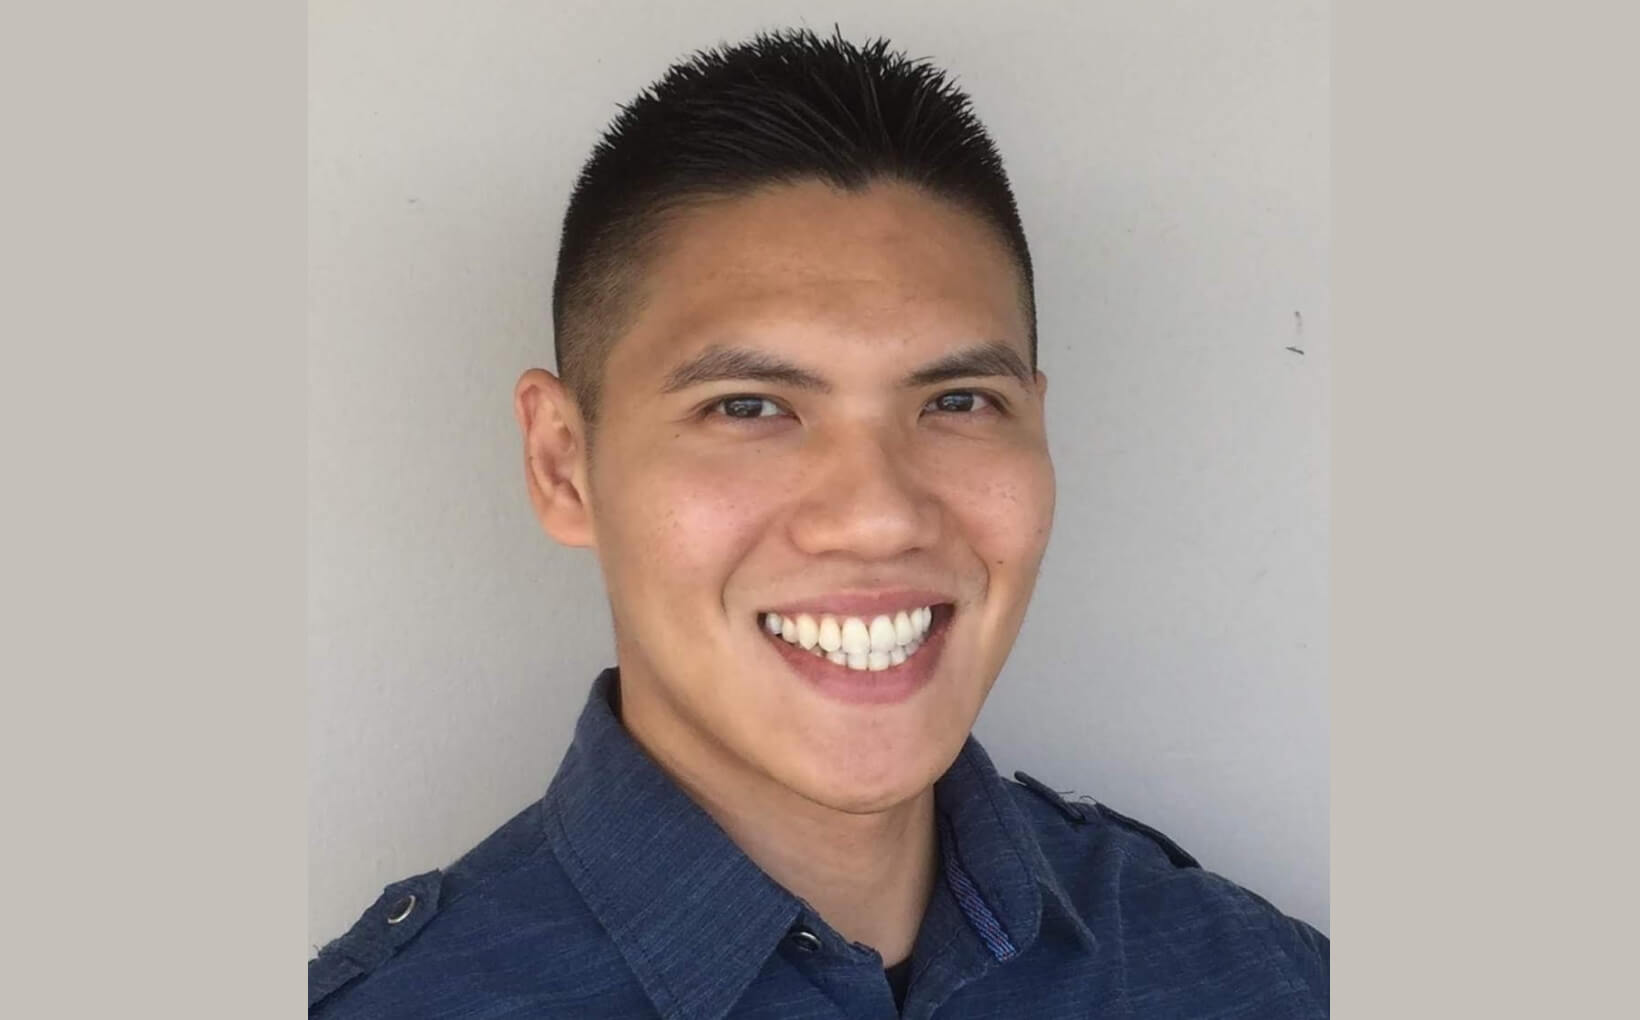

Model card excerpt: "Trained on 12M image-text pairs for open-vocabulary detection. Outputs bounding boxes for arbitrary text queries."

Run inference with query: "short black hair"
[551,25,1036,438]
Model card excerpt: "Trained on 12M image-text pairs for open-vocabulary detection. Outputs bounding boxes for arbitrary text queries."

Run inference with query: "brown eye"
[706,395,787,421]
[925,390,1003,415]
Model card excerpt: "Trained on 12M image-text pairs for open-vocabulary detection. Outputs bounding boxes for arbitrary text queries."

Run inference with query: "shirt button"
[787,928,822,953]
[385,894,417,925]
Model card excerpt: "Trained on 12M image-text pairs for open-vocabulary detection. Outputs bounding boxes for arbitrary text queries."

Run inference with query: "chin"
[804,781,922,816]
[775,738,948,816]
[792,696,981,815]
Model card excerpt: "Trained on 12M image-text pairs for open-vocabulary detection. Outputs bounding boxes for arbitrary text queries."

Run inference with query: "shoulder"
[1007,770,1329,1015]
[308,798,639,1018]
[1008,769,1202,867]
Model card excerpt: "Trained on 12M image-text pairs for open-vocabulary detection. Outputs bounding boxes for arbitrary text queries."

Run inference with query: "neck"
[617,673,938,966]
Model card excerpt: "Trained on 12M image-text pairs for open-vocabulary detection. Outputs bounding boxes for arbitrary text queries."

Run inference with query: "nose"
[787,425,940,560]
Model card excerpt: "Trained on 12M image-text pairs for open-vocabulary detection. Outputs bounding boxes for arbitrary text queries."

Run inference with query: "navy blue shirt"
[310,668,1328,1018]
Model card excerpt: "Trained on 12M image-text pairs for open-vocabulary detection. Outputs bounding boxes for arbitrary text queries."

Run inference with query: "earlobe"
[513,369,597,549]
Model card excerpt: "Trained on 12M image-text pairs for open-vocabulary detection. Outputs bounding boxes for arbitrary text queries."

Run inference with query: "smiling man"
[309,27,1328,1019]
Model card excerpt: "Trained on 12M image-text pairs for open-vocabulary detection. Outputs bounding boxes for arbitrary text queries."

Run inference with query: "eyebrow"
[658,339,1034,395]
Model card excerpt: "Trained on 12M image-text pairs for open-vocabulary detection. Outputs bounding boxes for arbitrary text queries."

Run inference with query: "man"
[310,26,1328,1019]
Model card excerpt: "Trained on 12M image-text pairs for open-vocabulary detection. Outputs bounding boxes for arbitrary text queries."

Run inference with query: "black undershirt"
[884,956,913,1012]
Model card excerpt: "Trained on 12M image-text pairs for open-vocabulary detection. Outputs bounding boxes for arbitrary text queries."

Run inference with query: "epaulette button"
[385,894,416,925]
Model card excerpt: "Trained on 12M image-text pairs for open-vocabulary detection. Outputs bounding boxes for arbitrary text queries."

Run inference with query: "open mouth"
[756,604,956,674]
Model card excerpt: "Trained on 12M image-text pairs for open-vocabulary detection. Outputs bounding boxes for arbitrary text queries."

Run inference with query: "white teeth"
[763,604,946,673]
[841,617,871,656]
[796,614,818,649]
[894,611,913,645]
[868,615,897,653]
[817,615,841,652]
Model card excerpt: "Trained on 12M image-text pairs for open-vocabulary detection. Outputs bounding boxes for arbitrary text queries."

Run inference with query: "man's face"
[582,178,1054,814]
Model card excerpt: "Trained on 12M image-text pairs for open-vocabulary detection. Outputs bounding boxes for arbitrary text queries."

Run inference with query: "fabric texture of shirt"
[310,667,1329,1018]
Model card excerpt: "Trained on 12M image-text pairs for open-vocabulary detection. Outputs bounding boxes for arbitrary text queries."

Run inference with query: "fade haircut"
[551,25,1037,442]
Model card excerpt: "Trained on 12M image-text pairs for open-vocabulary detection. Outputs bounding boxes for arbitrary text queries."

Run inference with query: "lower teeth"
[794,638,921,671]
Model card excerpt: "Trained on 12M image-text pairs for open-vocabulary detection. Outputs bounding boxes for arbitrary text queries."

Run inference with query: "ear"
[1034,369,1048,403]
[513,368,597,549]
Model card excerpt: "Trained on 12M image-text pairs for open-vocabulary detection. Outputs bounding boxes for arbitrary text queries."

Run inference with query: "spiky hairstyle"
[551,25,1036,437]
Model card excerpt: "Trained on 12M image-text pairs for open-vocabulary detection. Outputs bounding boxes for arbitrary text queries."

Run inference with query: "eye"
[698,390,1006,424]
[923,390,1006,416]
[702,395,790,422]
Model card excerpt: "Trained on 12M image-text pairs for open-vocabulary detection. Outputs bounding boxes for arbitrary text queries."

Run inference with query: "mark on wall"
[1286,310,1305,355]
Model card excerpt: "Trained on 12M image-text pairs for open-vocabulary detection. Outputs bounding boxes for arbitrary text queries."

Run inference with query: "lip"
[759,604,954,705]
[760,588,957,619]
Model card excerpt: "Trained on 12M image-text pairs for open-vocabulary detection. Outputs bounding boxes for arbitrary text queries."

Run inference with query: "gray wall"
[309,0,1329,952]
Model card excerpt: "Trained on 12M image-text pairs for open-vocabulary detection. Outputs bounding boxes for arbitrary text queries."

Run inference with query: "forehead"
[606,179,1029,389]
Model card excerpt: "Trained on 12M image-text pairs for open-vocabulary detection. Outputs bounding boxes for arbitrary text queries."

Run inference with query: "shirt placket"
[776,911,905,1020]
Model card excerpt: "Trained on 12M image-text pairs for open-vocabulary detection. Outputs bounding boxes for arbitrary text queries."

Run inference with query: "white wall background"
[309,0,1329,952]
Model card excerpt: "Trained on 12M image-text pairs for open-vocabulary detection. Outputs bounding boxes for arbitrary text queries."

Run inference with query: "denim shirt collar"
[542,668,1095,1020]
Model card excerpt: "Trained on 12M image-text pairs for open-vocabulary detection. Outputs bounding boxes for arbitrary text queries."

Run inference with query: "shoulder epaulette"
[1013,770,1201,869]
[308,870,443,1012]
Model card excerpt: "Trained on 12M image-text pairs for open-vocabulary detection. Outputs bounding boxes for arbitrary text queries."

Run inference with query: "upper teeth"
[760,607,937,672]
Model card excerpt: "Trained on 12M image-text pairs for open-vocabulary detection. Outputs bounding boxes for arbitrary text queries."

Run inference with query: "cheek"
[934,444,1055,571]
[616,446,790,588]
